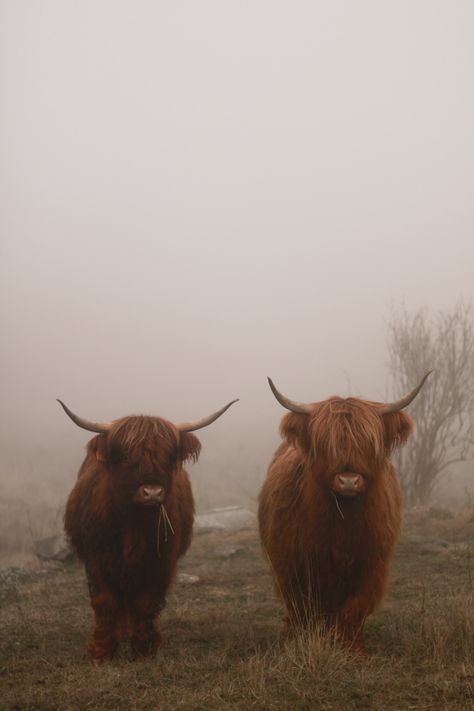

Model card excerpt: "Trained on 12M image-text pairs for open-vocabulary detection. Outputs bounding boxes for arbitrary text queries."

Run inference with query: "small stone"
[177,573,200,585]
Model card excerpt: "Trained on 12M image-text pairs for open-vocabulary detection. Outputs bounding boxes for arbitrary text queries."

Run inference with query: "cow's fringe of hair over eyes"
[109,416,179,453]
[309,398,385,463]
[281,397,413,467]
[104,416,201,465]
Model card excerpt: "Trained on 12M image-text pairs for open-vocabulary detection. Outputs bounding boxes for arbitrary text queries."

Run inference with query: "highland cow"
[59,397,238,663]
[258,374,431,653]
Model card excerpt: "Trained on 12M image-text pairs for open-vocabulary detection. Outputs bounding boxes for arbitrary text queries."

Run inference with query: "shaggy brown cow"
[258,374,431,653]
[59,397,238,663]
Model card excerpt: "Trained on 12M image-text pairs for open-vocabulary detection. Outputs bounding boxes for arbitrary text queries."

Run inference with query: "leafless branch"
[387,300,474,505]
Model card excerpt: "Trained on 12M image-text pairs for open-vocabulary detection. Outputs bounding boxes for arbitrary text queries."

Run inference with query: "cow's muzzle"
[133,485,166,506]
[332,473,366,497]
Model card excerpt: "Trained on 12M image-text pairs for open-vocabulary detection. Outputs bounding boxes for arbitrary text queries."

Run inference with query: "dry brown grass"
[2,510,474,709]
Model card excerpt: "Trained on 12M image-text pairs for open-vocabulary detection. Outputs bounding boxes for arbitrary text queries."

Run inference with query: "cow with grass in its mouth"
[59,396,238,664]
[258,373,431,653]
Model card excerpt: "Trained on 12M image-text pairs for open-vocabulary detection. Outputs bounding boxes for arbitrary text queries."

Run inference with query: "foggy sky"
[1,2,474,506]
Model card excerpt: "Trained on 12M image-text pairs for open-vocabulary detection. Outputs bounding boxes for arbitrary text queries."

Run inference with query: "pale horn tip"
[379,370,434,415]
[266,377,311,414]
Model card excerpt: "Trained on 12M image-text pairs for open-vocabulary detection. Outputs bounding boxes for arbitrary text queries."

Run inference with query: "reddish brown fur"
[64,416,200,663]
[258,396,412,653]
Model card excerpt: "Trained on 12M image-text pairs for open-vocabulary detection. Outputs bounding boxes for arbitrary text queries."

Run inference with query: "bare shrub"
[387,300,474,505]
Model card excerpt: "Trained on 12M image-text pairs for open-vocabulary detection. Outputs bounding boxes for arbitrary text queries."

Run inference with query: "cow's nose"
[337,474,362,490]
[143,486,165,503]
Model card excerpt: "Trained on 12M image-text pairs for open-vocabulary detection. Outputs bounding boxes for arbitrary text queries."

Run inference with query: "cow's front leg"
[87,574,123,664]
[127,591,164,659]
[86,563,125,665]
[336,568,388,654]
[337,604,368,654]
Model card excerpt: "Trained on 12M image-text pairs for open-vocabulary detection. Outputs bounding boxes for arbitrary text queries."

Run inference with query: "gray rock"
[194,506,256,534]
[213,545,245,558]
[177,572,200,584]
[33,534,74,562]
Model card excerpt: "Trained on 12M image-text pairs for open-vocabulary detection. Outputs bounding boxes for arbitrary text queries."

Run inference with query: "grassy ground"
[2,508,474,710]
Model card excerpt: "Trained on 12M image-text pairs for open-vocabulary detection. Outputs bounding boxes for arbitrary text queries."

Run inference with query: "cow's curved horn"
[267,377,312,414]
[176,399,239,432]
[378,371,433,415]
[57,399,111,434]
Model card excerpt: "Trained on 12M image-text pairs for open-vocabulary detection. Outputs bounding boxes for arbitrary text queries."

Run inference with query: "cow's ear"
[382,411,413,451]
[178,432,202,463]
[87,434,108,463]
[280,412,311,452]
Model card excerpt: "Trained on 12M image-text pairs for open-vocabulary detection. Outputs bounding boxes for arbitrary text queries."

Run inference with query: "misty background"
[1,2,474,541]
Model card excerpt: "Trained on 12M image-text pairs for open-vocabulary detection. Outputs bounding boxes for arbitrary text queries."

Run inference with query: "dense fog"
[1,2,474,547]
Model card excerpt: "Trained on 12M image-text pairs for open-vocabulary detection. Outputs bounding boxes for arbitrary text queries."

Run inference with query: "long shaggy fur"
[64,415,200,663]
[258,397,412,653]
